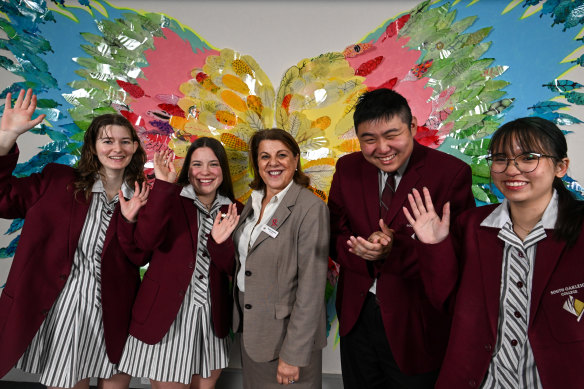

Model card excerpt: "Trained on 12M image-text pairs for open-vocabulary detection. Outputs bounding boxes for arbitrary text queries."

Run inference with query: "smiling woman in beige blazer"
[233,128,329,388]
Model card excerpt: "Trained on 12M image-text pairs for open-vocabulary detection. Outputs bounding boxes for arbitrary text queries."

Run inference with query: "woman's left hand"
[277,358,300,385]
[119,181,150,223]
[211,203,240,244]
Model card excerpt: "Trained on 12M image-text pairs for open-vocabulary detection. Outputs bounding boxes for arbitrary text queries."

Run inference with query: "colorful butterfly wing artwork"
[2,0,584,336]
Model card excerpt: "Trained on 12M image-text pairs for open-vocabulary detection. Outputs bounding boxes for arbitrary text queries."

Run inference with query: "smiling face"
[491,141,568,211]
[188,146,223,204]
[257,139,299,197]
[357,115,417,173]
[95,124,138,176]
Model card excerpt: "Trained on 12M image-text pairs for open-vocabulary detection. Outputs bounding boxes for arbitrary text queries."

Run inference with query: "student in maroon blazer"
[117,138,242,389]
[0,89,149,388]
[328,88,475,388]
[406,117,584,388]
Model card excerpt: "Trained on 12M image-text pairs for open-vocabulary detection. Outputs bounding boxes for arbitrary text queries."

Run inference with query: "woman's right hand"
[0,89,46,155]
[403,187,450,244]
[153,149,177,183]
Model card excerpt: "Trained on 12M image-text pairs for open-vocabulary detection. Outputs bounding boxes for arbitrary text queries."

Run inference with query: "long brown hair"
[74,114,147,199]
[248,128,310,191]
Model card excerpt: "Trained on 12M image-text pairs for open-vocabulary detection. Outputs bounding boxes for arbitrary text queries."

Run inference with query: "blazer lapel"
[180,196,199,247]
[384,142,423,225]
[529,233,565,327]
[69,193,91,260]
[477,226,505,334]
[248,183,300,254]
[360,157,381,229]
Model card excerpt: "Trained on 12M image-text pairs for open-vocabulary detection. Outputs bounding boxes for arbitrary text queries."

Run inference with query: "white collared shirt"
[236,180,294,292]
[479,191,558,389]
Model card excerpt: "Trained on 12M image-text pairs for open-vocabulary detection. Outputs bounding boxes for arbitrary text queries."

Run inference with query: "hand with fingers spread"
[403,187,450,244]
[276,358,300,385]
[153,149,177,183]
[119,181,150,223]
[0,89,46,155]
[348,219,395,261]
[211,202,240,244]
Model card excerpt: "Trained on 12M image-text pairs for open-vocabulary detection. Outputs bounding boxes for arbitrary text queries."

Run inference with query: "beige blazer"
[233,182,329,367]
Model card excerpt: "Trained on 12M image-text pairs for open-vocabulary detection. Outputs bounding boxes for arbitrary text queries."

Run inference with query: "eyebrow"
[359,128,400,138]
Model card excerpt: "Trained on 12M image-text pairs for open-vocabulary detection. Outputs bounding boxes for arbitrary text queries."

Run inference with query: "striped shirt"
[16,180,133,387]
[479,192,558,389]
[119,187,231,383]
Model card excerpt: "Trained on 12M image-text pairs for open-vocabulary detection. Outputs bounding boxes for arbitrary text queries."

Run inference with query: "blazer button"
[245,270,252,276]
[484,343,492,352]
[510,339,518,346]
[188,262,195,269]
[202,252,209,258]
[41,309,49,316]
[514,311,522,318]
[198,274,205,280]
[516,280,524,288]
[244,304,252,309]
[468,379,477,387]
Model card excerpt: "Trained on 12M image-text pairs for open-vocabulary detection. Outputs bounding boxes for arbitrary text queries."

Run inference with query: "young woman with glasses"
[403,117,584,388]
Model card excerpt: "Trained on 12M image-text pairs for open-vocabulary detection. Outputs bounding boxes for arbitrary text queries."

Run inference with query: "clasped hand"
[348,219,394,261]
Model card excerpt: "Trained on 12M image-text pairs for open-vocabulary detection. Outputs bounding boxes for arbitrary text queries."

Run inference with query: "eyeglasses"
[485,152,556,173]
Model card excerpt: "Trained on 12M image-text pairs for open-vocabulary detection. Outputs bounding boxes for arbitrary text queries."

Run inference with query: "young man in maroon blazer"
[328,88,476,388]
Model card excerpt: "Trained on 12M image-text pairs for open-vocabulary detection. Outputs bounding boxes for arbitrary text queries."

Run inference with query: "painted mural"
[1,0,584,338]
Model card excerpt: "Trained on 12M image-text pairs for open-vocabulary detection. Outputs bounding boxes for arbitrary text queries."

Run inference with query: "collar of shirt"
[378,156,410,194]
[480,190,558,229]
[180,184,232,206]
[91,179,134,199]
[250,179,294,217]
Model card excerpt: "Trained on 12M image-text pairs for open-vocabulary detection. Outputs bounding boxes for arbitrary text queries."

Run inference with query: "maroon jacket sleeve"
[379,162,475,278]
[328,158,372,278]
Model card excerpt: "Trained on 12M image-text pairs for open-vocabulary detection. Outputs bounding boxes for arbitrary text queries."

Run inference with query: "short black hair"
[353,88,413,134]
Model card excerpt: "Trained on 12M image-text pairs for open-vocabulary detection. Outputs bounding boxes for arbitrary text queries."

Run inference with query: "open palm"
[403,187,450,244]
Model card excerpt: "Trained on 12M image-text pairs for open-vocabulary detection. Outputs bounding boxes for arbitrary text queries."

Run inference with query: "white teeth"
[200,179,213,183]
[378,154,396,162]
[268,171,282,176]
[506,181,526,187]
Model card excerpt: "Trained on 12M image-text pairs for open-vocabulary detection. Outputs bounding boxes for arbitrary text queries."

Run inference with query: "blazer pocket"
[132,276,159,325]
[275,303,293,320]
[0,291,14,333]
[543,298,584,343]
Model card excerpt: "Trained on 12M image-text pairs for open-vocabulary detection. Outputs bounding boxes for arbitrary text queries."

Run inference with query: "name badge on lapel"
[261,224,279,238]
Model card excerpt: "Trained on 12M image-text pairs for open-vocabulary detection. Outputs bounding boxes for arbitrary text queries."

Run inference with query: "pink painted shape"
[347,35,433,124]
[130,28,219,131]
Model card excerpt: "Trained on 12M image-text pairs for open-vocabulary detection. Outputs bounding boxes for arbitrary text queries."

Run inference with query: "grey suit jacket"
[233,182,329,367]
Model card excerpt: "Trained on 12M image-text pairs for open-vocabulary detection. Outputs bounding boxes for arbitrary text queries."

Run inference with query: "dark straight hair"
[353,88,413,134]
[176,137,235,201]
[489,116,584,247]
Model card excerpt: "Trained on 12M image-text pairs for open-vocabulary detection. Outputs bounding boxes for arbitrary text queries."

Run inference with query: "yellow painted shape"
[221,90,247,112]
[222,74,249,95]
[221,133,248,151]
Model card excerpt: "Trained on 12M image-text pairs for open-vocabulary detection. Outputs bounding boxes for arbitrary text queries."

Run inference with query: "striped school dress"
[119,188,231,384]
[16,181,132,388]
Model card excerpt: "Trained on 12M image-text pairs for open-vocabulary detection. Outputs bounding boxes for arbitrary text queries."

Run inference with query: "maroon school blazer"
[328,141,475,375]
[0,145,143,378]
[417,204,584,389]
[118,179,242,344]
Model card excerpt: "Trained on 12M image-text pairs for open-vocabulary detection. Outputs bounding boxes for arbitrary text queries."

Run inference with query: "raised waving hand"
[211,202,240,244]
[119,181,150,223]
[0,89,46,155]
[153,149,177,183]
[403,187,450,244]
